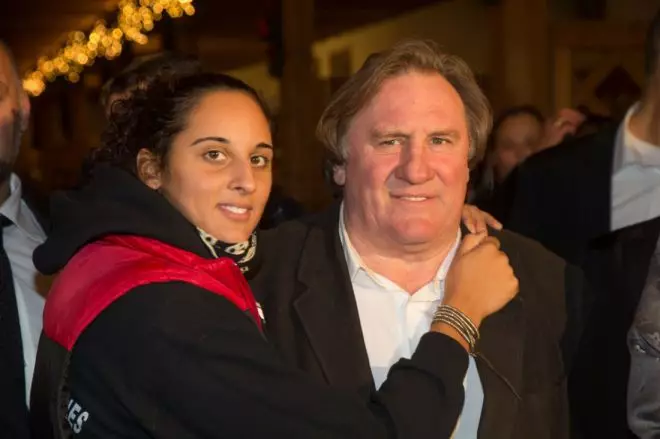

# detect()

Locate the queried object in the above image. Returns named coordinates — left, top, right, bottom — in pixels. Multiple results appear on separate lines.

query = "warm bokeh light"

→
left=22, top=0, right=195, bottom=97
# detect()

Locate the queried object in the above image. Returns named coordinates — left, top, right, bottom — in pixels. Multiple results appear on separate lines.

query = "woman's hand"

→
left=432, top=232, right=519, bottom=351
left=462, top=205, right=502, bottom=234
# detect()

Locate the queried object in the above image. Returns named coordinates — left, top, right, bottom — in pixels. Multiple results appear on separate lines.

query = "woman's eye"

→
left=251, top=155, right=270, bottom=168
left=205, top=150, right=226, bottom=161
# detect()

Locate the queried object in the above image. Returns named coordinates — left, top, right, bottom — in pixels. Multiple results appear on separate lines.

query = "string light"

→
left=22, top=0, right=195, bottom=97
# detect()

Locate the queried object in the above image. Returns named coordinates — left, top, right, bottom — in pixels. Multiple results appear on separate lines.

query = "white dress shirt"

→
left=0, top=174, right=47, bottom=405
left=339, top=205, right=483, bottom=438
left=611, top=104, right=660, bottom=231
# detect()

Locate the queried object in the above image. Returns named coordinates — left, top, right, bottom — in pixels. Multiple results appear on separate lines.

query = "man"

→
left=0, top=42, right=49, bottom=438
left=625, top=11, right=660, bottom=439
left=252, top=40, right=581, bottom=439
left=491, top=9, right=660, bottom=439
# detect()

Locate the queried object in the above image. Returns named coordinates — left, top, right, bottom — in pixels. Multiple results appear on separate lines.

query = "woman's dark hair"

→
left=92, top=73, right=273, bottom=176
left=100, top=52, right=203, bottom=113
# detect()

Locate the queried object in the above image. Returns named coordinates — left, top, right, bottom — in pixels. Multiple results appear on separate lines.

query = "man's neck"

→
left=345, top=223, right=458, bottom=295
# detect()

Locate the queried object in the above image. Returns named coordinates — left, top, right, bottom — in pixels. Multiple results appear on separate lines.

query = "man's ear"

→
left=332, top=164, right=346, bottom=186
left=136, top=149, right=162, bottom=190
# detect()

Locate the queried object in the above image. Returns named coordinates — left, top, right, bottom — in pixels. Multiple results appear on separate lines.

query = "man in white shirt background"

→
left=624, top=10, right=660, bottom=439
left=0, top=41, right=48, bottom=439
left=491, top=8, right=660, bottom=439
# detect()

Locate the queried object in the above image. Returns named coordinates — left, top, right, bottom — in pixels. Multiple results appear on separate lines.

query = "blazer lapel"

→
left=293, top=205, right=375, bottom=399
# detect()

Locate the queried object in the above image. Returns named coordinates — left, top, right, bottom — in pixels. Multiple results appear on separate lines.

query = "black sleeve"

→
left=68, top=282, right=468, bottom=439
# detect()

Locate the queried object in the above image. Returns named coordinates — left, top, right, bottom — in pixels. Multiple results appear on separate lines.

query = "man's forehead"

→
left=375, top=72, right=462, bottom=105
left=363, top=77, right=466, bottom=128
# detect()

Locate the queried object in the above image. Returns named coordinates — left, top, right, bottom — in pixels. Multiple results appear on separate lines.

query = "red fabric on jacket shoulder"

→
left=44, top=234, right=262, bottom=351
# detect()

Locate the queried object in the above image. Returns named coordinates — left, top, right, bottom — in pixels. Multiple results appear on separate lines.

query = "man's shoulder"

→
left=260, top=206, right=338, bottom=252
left=491, top=228, right=570, bottom=306
left=254, top=206, right=341, bottom=298
left=493, top=227, right=559, bottom=256
left=492, top=228, right=567, bottom=276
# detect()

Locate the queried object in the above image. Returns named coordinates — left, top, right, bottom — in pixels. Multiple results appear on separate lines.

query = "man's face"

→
left=342, top=71, right=471, bottom=249
left=0, top=47, right=28, bottom=182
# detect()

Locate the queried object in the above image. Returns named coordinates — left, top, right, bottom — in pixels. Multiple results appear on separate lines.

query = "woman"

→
left=30, top=73, right=515, bottom=438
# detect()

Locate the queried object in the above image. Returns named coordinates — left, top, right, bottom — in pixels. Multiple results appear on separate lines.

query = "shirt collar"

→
left=338, top=202, right=461, bottom=285
left=615, top=103, right=660, bottom=171
left=0, top=174, right=45, bottom=241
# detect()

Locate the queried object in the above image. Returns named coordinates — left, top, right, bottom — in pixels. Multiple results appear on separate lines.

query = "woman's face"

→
left=143, top=90, right=273, bottom=243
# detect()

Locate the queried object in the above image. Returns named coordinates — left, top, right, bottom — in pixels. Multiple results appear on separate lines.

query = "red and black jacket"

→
left=30, top=234, right=262, bottom=438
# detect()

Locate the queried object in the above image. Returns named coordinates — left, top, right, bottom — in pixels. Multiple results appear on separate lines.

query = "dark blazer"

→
left=252, top=203, right=581, bottom=439
left=491, top=127, right=660, bottom=439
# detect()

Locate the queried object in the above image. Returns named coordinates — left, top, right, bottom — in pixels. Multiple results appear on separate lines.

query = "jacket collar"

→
left=292, top=202, right=375, bottom=397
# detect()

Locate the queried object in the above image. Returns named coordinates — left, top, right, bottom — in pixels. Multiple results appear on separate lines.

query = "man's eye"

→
left=380, top=139, right=401, bottom=146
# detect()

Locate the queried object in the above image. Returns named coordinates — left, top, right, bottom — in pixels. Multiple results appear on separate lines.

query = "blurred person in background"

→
left=0, top=41, right=49, bottom=439
left=472, top=105, right=545, bottom=201
left=490, top=8, right=660, bottom=439
left=470, top=106, right=586, bottom=209
left=29, top=72, right=519, bottom=439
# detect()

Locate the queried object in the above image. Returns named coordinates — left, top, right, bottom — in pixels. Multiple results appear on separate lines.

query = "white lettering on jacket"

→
left=66, top=398, right=90, bottom=434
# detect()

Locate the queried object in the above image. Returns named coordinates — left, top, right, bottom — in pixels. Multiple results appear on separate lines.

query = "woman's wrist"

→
left=430, top=322, right=470, bottom=352
left=430, top=304, right=481, bottom=354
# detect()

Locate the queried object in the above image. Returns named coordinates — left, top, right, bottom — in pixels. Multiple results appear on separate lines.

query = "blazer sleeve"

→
left=67, top=281, right=469, bottom=439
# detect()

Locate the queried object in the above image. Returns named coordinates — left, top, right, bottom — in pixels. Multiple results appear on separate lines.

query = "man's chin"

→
left=391, top=227, right=437, bottom=247
left=390, top=221, right=457, bottom=246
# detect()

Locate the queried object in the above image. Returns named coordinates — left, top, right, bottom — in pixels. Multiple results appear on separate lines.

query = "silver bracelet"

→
left=432, top=305, right=480, bottom=354
left=436, top=305, right=480, bottom=341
